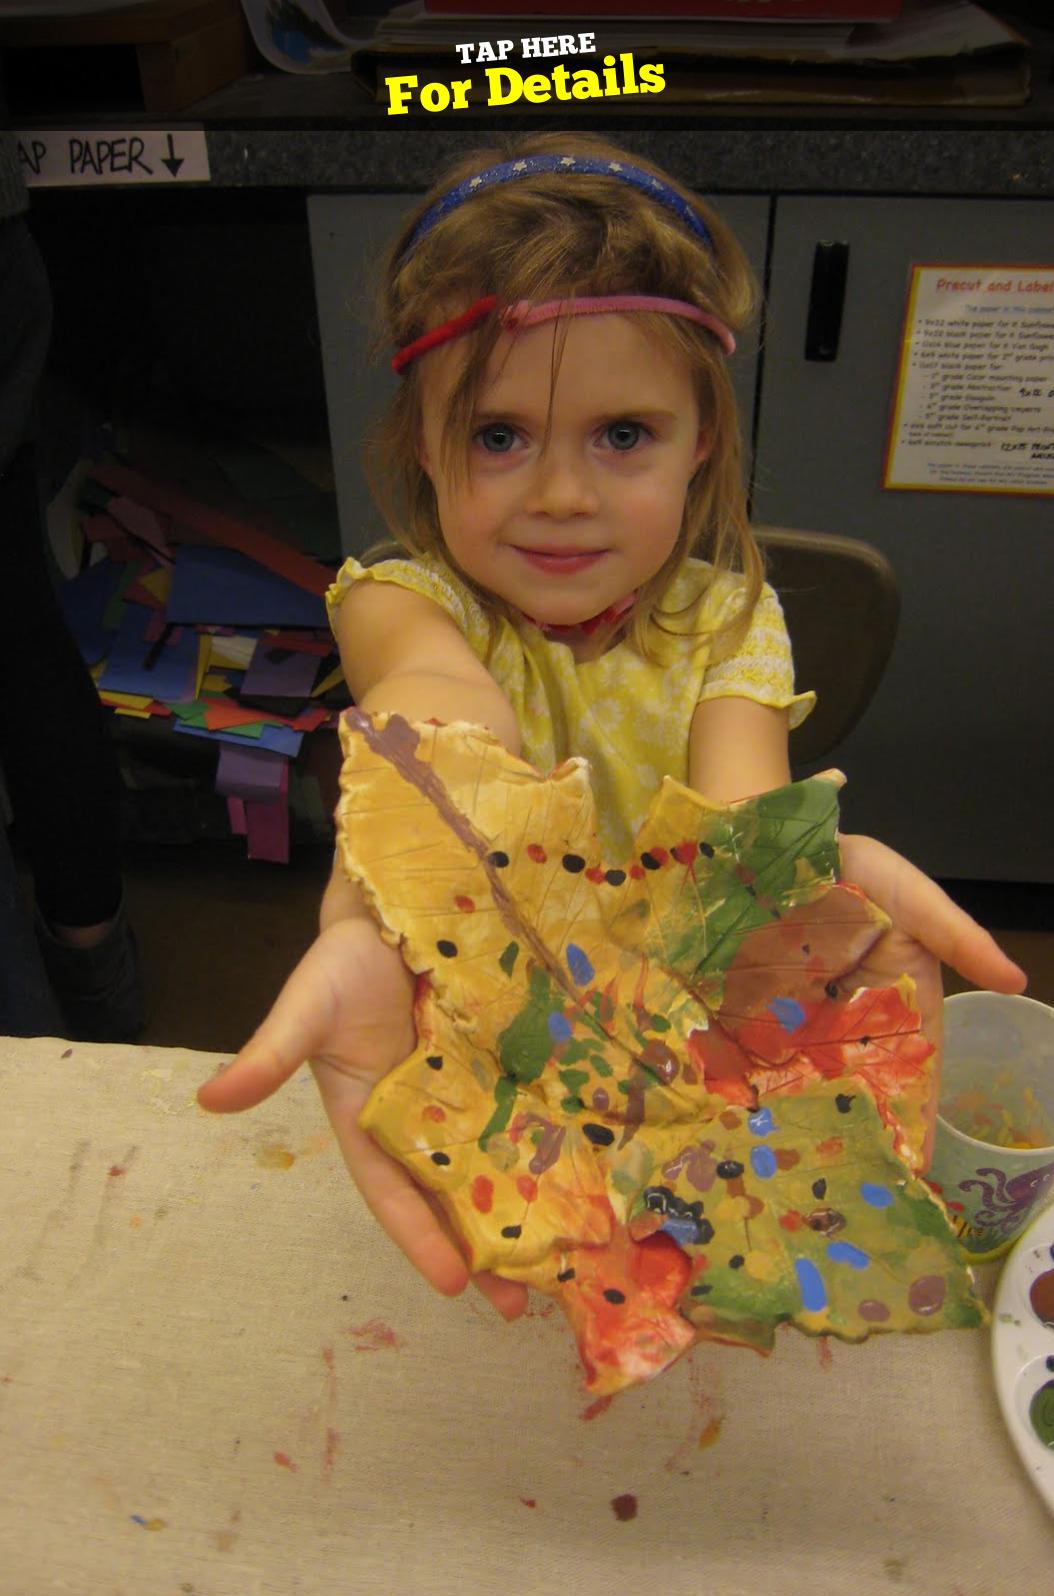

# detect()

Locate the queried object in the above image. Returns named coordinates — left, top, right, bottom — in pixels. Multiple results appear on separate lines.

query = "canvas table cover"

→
left=0, top=1036, right=1049, bottom=1595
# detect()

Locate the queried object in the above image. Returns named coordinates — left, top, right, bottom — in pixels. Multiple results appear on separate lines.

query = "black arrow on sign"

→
left=161, top=134, right=184, bottom=178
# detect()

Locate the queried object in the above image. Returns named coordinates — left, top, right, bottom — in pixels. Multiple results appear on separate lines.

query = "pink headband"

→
left=391, top=293, right=735, bottom=374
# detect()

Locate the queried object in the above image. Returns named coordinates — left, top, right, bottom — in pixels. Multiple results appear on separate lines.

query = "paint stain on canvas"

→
left=611, top=1493, right=638, bottom=1522
left=256, top=1145, right=296, bottom=1170
left=345, top=1318, right=403, bottom=1352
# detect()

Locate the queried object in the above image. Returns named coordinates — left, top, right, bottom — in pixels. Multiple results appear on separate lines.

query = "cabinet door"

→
left=754, top=196, right=1053, bottom=882
left=308, top=193, right=770, bottom=557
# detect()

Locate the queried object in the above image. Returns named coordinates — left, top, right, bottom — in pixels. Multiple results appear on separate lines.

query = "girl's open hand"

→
left=837, top=832, right=1027, bottom=1163
left=197, top=909, right=527, bottom=1321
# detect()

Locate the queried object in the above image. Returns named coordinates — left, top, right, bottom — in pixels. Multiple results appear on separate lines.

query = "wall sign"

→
left=884, top=264, right=1054, bottom=497
left=17, top=129, right=210, bottom=188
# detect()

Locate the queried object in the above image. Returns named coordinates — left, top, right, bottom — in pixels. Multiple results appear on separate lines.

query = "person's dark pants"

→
left=0, top=214, right=124, bottom=1033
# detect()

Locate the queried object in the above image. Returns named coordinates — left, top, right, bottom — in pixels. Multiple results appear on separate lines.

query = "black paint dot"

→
left=802, top=943, right=811, bottom=955
left=436, top=940, right=458, bottom=958
left=640, top=851, right=661, bottom=870
left=605, top=869, right=626, bottom=886
left=562, top=853, right=586, bottom=873
left=603, top=1288, right=626, bottom=1304
left=557, top=1267, right=576, bottom=1283
left=812, top=1178, right=827, bottom=1199
left=716, top=1159, right=744, bottom=1180
left=582, top=1122, right=615, bottom=1147
left=825, top=981, right=840, bottom=999
left=431, top=1152, right=451, bottom=1166
left=698, top=842, right=715, bottom=858
left=501, top=1224, right=522, bottom=1239
left=487, top=850, right=510, bottom=868
left=690, top=1282, right=712, bottom=1297
left=729, top=1255, right=745, bottom=1269
left=835, top=1093, right=855, bottom=1114
left=1047, top=1355, right=1054, bottom=1372
left=426, top=1055, right=444, bottom=1070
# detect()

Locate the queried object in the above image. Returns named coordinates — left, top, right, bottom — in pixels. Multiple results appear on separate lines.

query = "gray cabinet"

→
left=753, top=197, right=1053, bottom=882
left=308, top=192, right=771, bottom=556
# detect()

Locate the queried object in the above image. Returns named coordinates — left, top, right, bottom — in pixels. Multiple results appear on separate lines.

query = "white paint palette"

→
left=992, top=1202, right=1054, bottom=1516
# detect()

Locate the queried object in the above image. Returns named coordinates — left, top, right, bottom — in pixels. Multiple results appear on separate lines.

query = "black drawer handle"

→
left=805, top=241, right=850, bottom=362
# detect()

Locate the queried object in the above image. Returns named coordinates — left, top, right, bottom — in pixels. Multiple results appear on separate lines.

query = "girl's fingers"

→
left=474, top=1271, right=529, bottom=1320
left=841, top=834, right=1028, bottom=992
left=313, top=1066, right=471, bottom=1298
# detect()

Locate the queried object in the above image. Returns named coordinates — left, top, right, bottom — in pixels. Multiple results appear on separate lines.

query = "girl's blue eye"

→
left=606, top=421, right=643, bottom=451
left=477, top=423, right=516, bottom=453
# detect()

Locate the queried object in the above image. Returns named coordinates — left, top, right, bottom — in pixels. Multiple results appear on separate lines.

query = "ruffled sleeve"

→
left=696, top=578, right=816, bottom=730
left=325, top=554, right=492, bottom=660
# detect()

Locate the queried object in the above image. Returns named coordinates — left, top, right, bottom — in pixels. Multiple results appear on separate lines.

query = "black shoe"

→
left=34, top=895, right=146, bottom=1042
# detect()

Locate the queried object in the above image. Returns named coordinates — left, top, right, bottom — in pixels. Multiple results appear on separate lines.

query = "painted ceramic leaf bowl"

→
left=336, top=711, right=983, bottom=1395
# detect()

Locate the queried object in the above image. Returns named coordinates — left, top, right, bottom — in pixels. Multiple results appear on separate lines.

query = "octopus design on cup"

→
left=958, top=1160, right=1054, bottom=1236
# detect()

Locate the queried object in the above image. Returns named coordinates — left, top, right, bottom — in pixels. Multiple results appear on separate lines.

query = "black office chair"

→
left=754, top=526, right=900, bottom=768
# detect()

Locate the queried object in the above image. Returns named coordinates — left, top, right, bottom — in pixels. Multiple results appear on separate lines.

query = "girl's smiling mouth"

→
left=513, top=547, right=609, bottom=574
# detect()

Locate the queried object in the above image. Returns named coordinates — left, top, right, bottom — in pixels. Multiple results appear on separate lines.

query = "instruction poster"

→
left=884, top=264, right=1054, bottom=496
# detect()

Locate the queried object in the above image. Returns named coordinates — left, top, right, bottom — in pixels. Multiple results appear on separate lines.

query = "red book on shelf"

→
left=421, top=2, right=904, bottom=17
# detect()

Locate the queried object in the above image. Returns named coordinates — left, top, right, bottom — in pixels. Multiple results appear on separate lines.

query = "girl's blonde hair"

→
left=366, top=131, right=763, bottom=660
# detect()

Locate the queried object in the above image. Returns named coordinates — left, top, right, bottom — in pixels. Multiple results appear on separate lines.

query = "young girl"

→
left=199, top=134, right=1025, bottom=1320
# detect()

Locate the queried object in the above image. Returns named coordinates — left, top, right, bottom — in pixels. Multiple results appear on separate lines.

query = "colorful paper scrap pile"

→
left=336, top=711, right=984, bottom=1395
left=57, top=457, right=347, bottom=862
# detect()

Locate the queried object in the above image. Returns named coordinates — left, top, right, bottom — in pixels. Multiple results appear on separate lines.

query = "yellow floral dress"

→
left=327, top=554, right=815, bottom=860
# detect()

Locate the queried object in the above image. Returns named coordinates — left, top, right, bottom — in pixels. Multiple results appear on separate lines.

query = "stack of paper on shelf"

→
left=57, top=457, right=348, bottom=865
left=352, top=0, right=1029, bottom=107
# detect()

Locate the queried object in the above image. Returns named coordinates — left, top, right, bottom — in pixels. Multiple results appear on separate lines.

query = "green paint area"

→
left=1030, top=1380, right=1054, bottom=1449
left=497, top=967, right=555, bottom=1084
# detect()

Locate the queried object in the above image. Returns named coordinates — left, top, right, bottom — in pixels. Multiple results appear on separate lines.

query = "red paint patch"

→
left=585, top=867, right=606, bottom=884
left=454, top=895, right=475, bottom=912
left=520, top=1497, right=537, bottom=1508
left=472, top=1175, right=494, bottom=1213
left=273, top=1452, right=297, bottom=1471
left=345, top=1318, right=403, bottom=1352
left=629, top=864, right=645, bottom=880
left=322, top=1346, right=335, bottom=1370
left=527, top=843, right=547, bottom=863
left=816, top=1136, right=844, bottom=1158
left=324, top=1428, right=340, bottom=1473
left=109, top=1166, right=127, bottom=1178
left=816, top=1337, right=834, bottom=1371
left=671, top=842, right=697, bottom=867
left=516, top=1175, right=538, bottom=1202
left=779, top=1210, right=805, bottom=1232
left=423, top=1104, right=446, bottom=1122
left=580, top=1395, right=613, bottom=1422
left=611, top=1493, right=638, bottom=1522
left=946, top=1200, right=965, bottom=1213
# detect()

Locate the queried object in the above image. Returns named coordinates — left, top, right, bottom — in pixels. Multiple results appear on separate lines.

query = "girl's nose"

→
left=523, top=447, right=599, bottom=519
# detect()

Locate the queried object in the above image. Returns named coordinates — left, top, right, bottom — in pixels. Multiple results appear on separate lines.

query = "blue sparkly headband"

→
left=399, top=155, right=715, bottom=262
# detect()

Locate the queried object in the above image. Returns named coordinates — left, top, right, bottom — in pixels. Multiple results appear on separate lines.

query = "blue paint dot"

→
left=794, top=1257, right=827, bottom=1312
left=748, top=1107, right=776, bottom=1137
left=860, top=1182, right=895, bottom=1209
left=749, top=1145, right=778, bottom=1180
left=565, top=943, right=595, bottom=986
left=768, top=997, right=807, bottom=1033
left=548, top=1012, right=572, bottom=1043
left=827, top=1240, right=871, bottom=1270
